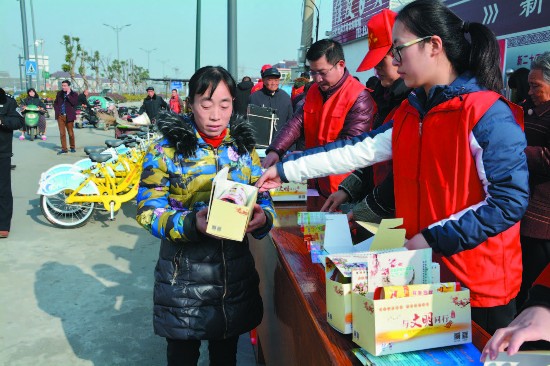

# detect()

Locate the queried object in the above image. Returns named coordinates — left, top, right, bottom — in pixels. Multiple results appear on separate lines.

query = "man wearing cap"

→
left=322, top=9, right=413, bottom=225
left=138, top=87, right=168, bottom=122
left=251, top=64, right=272, bottom=94
left=262, top=39, right=376, bottom=202
left=249, top=67, right=293, bottom=135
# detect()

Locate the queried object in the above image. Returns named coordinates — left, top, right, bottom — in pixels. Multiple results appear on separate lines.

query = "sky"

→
left=1, top=0, right=333, bottom=82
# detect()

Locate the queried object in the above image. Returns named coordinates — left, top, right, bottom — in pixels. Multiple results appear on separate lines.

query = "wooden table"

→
left=249, top=203, right=491, bottom=366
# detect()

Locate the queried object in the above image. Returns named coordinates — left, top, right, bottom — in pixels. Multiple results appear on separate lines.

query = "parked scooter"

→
left=75, top=105, right=100, bottom=128
left=21, top=104, right=46, bottom=141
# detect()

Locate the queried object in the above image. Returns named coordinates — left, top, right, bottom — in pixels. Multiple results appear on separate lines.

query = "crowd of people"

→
left=134, top=0, right=548, bottom=360
left=255, top=0, right=550, bottom=363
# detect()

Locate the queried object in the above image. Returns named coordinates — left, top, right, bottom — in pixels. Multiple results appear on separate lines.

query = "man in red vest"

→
left=262, top=39, right=376, bottom=200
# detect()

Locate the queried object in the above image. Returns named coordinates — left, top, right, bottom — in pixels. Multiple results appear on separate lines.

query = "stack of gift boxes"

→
left=298, top=213, right=473, bottom=358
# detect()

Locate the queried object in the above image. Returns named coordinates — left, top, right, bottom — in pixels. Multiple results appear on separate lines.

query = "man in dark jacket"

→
left=138, top=86, right=167, bottom=122
left=0, top=88, right=24, bottom=238
left=249, top=68, right=293, bottom=137
left=53, top=80, right=79, bottom=154
left=234, top=76, right=254, bottom=116
left=77, top=89, right=90, bottom=108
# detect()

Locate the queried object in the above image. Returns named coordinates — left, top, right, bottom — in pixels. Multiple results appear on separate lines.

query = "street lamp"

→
left=306, top=0, right=320, bottom=43
left=103, top=23, right=131, bottom=61
left=35, top=39, right=46, bottom=90
left=158, top=59, right=168, bottom=77
left=139, top=47, right=157, bottom=72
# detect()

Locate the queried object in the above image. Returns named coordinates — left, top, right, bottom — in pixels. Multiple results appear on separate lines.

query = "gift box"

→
left=325, top=219, right=434, bottom=334
left=206, top=167, right=258, bottom=241
left=270, top=182, right=307, bottom=201
left=351, top=287, right=472, bottom=355
left=326, top=247, right=434, bottom=334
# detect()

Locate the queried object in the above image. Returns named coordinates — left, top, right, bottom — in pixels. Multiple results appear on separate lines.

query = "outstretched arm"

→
left=257, top=123, right=393, bottom=191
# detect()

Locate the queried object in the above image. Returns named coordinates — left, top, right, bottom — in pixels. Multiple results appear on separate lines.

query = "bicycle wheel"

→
left=40, top=192, right=95, bottom=228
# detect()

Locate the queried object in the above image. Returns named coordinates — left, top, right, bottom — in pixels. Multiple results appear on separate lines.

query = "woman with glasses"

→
left=257, top=0, right=528, bottom=335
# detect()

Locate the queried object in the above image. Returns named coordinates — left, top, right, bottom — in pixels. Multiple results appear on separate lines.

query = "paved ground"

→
left=0, top=113, right=257, bottom=365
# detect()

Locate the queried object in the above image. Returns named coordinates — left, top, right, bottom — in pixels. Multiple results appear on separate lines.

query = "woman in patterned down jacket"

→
left=136, top=66, right=275, bottom=366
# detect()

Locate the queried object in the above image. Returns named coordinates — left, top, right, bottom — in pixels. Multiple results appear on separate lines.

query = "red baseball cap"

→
left=261, top=64, right=272, bottom=73
left=356, top=9, right=397, bottom=72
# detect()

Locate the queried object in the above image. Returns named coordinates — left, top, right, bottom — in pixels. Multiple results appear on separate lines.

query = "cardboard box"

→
left=325, top=218, right=430, bottom=334
left=270, top=182, right=307, bottom=201
left=326, top=253, right=377, bottom=334
left=351, top=288, right=472, bottom=355
left=206, top=167, right=258, bottom=241
left=302, top=213, right=381, bottom=265
left=325, top=248, right=433, bottom=334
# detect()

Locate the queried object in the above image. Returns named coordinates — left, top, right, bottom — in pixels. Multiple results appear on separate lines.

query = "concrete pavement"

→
left=0, top=115, right=257, bottom=365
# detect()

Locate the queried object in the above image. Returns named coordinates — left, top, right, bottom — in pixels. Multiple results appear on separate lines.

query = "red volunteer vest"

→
left=170, top=97, right=181, bottom=114
left=534, top=263, right=550, bottom=288
left=303, top=76, right=366, bottom=196
left=392, top=91, right=524, bottom=307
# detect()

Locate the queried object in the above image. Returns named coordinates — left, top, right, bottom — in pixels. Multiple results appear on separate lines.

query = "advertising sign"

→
left=332, top=0, right=390, bottom=44
left=445, top=0, right=547, bottom=37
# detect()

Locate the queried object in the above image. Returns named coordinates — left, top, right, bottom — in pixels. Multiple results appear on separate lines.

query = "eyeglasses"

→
left=390, top=36, right=432, bottom=63
left=309, top=62, right=341, bottom=78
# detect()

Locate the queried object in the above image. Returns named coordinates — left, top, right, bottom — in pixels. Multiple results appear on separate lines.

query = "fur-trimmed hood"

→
left=156, top=112, right=256, bottom=158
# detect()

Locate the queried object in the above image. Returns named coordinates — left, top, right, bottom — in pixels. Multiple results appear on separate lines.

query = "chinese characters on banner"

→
left=331, top=0, right=390, bottom=44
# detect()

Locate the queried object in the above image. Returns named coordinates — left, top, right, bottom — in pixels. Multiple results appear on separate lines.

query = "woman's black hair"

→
left=188, top=66, right=236, bottom=104
left=396, top=0, right=503, bottom=92
left=27, top=88, right=37, bottom=96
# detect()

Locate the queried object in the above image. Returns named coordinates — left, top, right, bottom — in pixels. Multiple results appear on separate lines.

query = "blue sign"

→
left=26, top=60, right=38, bottom=76
left=170, top=81, right=183, bottom=91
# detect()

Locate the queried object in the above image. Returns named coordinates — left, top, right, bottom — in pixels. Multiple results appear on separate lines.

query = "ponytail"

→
left=466, top=22, right=503, bottom=92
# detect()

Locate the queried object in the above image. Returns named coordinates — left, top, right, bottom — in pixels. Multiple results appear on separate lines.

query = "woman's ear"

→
left=429, top=35, right=444, bottom=57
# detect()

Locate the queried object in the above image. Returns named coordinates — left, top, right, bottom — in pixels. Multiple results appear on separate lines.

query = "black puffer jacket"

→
left=153, top=229, right=264, bottom=340
left=137, top=113, right=274, bottom=340
left=0, top=91, right=24, bottom=158
left=234, top=80, right=254, bottom=116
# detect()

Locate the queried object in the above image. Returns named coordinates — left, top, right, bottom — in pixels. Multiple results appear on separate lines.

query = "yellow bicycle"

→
left=38, top=133, right=155, bottom=228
